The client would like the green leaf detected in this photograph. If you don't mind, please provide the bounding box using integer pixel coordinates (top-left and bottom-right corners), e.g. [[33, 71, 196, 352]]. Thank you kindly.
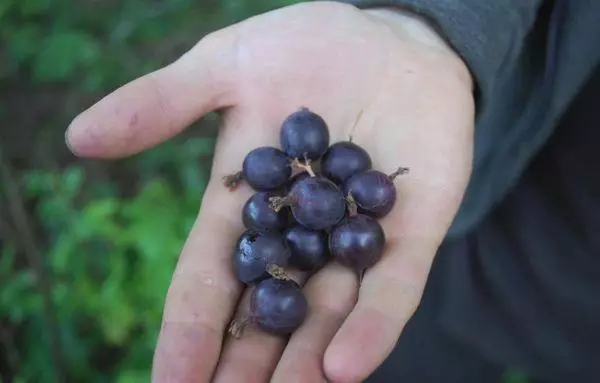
[[49, 232, 76, 274], [78, 198, 121, 239], [33, 31, 100, 82], [61, 167, 84, 198]]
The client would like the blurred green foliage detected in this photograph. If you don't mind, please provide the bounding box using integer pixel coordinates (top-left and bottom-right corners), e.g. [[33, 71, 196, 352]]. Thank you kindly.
[[2, 137, 215, 382], [0, 0, 297, 381]]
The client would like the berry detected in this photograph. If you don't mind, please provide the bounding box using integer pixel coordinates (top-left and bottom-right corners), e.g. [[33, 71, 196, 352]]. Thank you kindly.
[[242, 192, 289, 232], [284, 226, 329, 272], [242, 147, 291, 191], [321, 141, 372, 184], [250, 277, 308, 335], [344, 167, 408, 218], [284, 171, 312, 193], [271, 176, 345, 230], [232, 229, 291, 284], [280, 107, 330, 160], [329, 214, 385, 278]]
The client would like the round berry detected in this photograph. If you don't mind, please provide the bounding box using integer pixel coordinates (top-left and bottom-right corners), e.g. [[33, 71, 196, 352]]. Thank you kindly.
[[284, 171, 312, 193], [321, 141, 372, 184], [344, 168, 407, 218], [242, 192, 289, 232], [242, 147, 291, 191], [273, 176, 345, 230], [250, 278, 308, 335], [280, 107, 330, 160], [284, 226, 329, 272], [232, 229, 291, 284], [329, 214, 385, 274]]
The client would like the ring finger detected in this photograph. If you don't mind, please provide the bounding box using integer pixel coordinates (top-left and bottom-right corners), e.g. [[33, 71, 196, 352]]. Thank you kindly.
[[212, 268, 308, 383]]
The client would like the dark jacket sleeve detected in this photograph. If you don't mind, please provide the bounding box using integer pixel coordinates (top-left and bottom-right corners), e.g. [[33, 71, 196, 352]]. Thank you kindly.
[[337, 0, 544, 109]]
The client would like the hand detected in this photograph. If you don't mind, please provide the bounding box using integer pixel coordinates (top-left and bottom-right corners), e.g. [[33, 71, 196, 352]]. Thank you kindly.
[[66, 1, 474, 381]]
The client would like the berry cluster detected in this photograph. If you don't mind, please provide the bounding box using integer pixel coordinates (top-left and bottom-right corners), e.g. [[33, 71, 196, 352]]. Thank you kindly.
[[224, 107, 408, 339]]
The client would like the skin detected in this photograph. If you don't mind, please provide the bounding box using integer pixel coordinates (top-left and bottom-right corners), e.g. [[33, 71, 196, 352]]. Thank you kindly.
[[65, 2, 474, 382]]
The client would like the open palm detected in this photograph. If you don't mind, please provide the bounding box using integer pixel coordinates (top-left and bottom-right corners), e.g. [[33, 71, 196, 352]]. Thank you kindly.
[[66, 2, 474, 382]]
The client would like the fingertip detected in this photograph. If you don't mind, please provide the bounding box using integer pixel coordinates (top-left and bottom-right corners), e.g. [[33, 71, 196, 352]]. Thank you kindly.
[[65, 108, 115, 159], [323, 344, 365, 383], [65, 111, 98, 158], [323, 307, 399, 383]]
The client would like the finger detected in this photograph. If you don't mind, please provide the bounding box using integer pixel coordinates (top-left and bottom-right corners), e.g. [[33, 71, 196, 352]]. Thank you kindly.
[[152, 108, 285, 382], [323, 179, 461, 382], [212, 269, 307, 383], [66, 29, 238, 159], [151, 179, 249, 383], [271, 262, 357, 383]]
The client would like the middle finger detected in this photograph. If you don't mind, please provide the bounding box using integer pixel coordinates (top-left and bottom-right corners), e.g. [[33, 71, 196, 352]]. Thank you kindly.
[[212, 269, 307, 383], [271, 262, 358, 383]]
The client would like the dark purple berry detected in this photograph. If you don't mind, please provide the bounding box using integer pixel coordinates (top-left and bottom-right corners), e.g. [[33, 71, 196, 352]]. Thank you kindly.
[[344, 167, 408, 218], [232, 229, 291, 284], [242, 192, 289, 232], [284, 226, 329, 272], [329, 214, 385, 276], [321, 141, 372, 184], [242, 147, 291, 191], [280, 107, 330, 160], [285, 171, 311, 190], [250, 277, 308, 335], [271, 176, 345, 230]]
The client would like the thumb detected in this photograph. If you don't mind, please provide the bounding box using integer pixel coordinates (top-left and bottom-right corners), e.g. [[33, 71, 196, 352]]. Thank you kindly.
[[65, 29, 237, 159]]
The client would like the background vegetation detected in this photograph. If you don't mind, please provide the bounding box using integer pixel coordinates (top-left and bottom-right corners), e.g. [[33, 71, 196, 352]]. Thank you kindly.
[[0, 1, 529, 382]]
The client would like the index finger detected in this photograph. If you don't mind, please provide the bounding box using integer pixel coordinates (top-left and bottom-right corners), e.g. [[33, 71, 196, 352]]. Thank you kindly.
[[65, 28, 238, 159]]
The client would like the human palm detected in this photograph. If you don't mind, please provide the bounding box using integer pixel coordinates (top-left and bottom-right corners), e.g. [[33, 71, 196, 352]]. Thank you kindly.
[[66, 2, 475, 382]]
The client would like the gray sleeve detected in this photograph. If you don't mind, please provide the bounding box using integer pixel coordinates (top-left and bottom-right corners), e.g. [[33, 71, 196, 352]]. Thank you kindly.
[[337, 0, 545, 105]]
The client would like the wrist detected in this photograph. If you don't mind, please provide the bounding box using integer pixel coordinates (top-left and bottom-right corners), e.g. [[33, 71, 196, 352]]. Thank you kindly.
[[363, 6, 474, 92]]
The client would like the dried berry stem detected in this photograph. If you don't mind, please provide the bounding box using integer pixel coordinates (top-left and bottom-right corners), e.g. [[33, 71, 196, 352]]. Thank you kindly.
[[266, 264, 292, 280], [269, 195, 295, 212], [388, 166, 409, 181], [357, 268, 366, 286], [346, 193, 358, 216], [291, 158, 316, 177], [223, 171, 244, 191], [228, 317, 251, 339]]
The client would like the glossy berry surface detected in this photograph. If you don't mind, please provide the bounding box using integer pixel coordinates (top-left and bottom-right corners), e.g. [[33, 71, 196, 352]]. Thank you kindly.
[[242, 147, 291, 191], [242, 192, 289, 232], [250, 278, 308, 335], [284, 226, 329, 271], [232, 229, 290, 284], [280, 108, 330, 160], [321, 141, 372, 184], [284, 171, 311, 193], [345, 170, 397, 218], [329, 214, 385, 273], [289, 176, 346, 230]]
